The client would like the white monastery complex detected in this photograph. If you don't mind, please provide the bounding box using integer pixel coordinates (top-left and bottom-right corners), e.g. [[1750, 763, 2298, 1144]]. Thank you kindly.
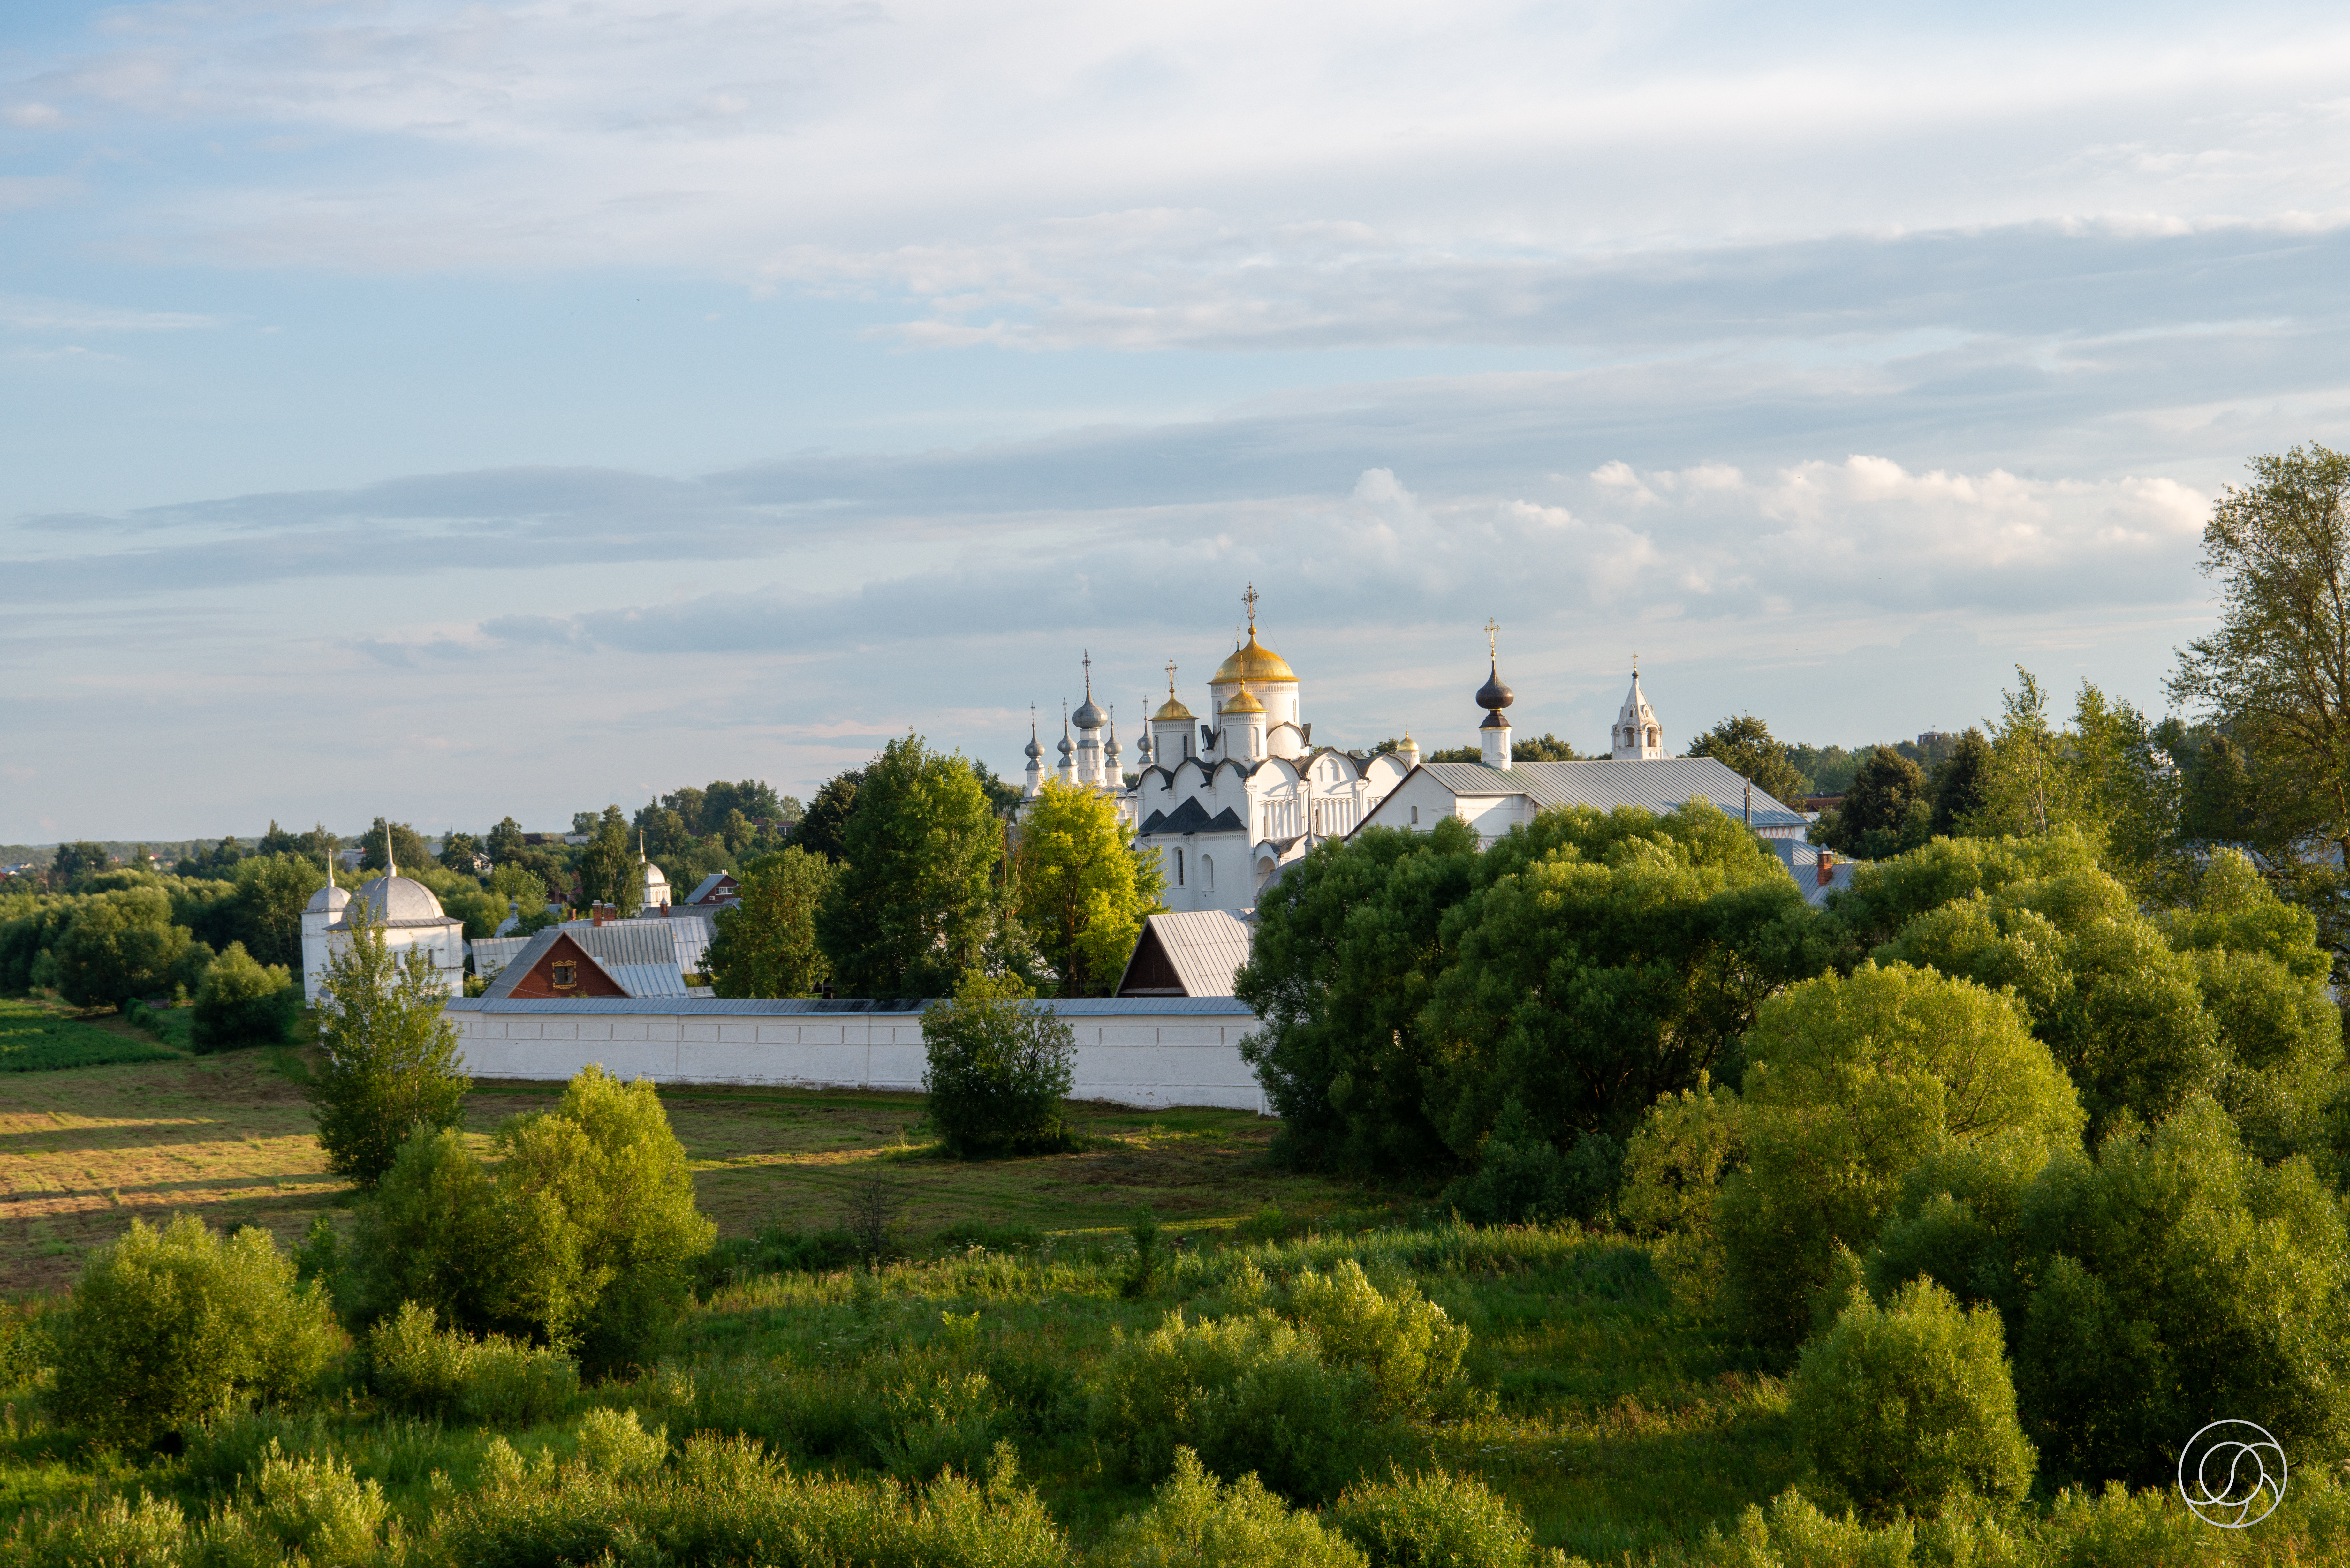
[[299, 848, 467, 1003], [1019, 589, 1808, 916]]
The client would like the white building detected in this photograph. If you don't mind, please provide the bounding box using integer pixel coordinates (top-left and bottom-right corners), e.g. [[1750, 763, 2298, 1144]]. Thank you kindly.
[[299, 848, 467, 1003]]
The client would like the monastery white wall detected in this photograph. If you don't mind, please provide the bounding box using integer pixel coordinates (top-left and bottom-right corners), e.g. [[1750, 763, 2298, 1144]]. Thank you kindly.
[[447, 1002, 1269, 1112]]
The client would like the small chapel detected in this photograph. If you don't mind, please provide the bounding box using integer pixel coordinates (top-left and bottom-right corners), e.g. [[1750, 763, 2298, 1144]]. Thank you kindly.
[[1019, 591, 1809, 916], [299, 846, 468, 1003]]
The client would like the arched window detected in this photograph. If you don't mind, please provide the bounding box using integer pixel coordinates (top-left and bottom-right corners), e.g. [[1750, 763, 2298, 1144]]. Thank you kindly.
[[1174, 848, 1185, 886], [1647, 726, 1659, 747], [1201, 855, 1215, 891]]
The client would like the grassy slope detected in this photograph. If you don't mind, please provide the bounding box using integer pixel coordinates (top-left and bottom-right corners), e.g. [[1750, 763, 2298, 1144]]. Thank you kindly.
[[0, 998, 180, 1074]]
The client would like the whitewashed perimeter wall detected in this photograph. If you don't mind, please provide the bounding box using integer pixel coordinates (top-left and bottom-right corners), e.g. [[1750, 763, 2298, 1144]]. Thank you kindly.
[[450, 1007, 1269, 1113]]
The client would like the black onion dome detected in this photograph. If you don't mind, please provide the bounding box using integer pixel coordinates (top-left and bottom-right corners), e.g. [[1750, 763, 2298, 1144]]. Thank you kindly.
[[1475, 661, 1514, 711]]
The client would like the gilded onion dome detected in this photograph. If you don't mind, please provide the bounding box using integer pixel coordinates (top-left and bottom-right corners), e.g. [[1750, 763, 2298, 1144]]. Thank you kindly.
[[1222, 683, 1268, 715], [1154, 692, 1195, 721], [1212, 631, 1298, 686]]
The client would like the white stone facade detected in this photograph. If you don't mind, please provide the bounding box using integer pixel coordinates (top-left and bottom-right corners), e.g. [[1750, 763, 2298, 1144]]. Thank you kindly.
[[300, 862, 467, 1003], [445, 997, 1268, 1112]]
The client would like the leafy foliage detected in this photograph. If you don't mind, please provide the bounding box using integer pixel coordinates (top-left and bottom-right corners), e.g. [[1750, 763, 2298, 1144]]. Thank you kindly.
[[1791, 1278, 2035, 1518], [367, 1301, 581, 1426], [1103, 1447, 1368, 1568], [191, 941, 299, 1053], [1685, 714, 1810, 805], [1011, 777, 1165, 997], [45, 1216, 337, 1447], [706, 846, 838, 998], [817, 737, 1005, 998], [1329, 1465, 1542, 1568], [307, 909, 469, 1188], [921, 971, 1077, 1157]]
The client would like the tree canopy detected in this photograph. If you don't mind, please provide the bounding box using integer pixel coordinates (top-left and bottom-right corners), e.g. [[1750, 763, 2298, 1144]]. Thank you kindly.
[[815, 737, 1003, 997], [1687, 714, 1809, 804], [1012, 777, 1165, 996]]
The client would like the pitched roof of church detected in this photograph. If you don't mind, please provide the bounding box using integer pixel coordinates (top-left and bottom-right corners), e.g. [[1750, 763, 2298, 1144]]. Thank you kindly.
[[1404, 758, 1808, 832], [1114, 910, 1255, 998], [1140, 798, 1248, 834]]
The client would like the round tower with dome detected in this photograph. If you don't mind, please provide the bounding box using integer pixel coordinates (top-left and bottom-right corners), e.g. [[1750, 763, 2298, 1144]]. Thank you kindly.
[[300, 834, 469, 1003]]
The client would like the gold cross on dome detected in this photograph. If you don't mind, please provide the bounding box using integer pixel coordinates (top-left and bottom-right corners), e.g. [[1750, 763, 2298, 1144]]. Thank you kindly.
[[1165, 658, 1178, 697], [1485, 619, 1500, 660], [1242, 584, 1259, 630]]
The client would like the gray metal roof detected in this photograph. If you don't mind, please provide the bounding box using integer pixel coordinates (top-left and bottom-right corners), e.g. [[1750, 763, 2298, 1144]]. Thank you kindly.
[[1117, 910, 1254, 997], [470, 935, 532, 979], [1408, 757, 1808, 830], [1767, 837, 1864, 906], [446, 995, 1256, 1017], [561, 920, 689, 968], [684, 872, 735, 905]]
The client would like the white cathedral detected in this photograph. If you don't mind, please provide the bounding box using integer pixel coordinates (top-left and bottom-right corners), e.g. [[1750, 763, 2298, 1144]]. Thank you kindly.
[[1020, 591, 1807, 915], [300, 848, 468, 1004]]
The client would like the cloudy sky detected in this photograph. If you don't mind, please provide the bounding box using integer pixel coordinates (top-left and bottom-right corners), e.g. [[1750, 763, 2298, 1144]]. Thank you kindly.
[[5, 0, 2348, 842]]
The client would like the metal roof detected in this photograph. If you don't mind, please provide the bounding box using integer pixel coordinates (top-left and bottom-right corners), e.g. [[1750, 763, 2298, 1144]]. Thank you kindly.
[[1767, 837, 1864, 906], [470, 935, 532, 979], [561, 920, 688, 968], [1407, 757, 1809, 830], [602, 962, 690, 997], [446, 995, 1256, 1017], [1116, 910, 1254, 997], [684, 872, 736, 905], [477, 927, 686, 1002]]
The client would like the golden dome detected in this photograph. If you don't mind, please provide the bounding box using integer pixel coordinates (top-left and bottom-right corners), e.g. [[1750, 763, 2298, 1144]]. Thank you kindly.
[[1221, 684, 1267, 715], [1212, 631, 1298, 685], [1154, 695, 1195, 721]]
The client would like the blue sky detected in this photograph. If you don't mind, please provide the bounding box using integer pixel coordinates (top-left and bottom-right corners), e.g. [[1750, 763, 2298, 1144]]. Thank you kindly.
[[4, 0, 2348, 841]]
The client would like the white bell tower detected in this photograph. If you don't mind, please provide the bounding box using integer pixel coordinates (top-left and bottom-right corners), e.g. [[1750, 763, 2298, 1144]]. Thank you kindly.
[[1613, 659, 1666, 760]]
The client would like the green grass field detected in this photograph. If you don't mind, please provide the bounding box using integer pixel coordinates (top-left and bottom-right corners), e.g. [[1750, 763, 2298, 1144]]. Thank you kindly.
[[0, 998, 181, 1074]]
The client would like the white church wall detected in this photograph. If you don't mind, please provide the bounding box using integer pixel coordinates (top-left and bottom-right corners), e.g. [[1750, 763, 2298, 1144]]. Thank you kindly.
[[446, 999, 1270, 1112]]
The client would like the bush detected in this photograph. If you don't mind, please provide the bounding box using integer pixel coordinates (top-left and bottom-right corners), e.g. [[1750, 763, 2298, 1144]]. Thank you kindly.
[[366, 1301, 580, 1426], [1, 1492, 189, 1568], [1328, 1464, 1537, 1568], [46, 1215, 337, 1447], [190, 1443, 399, 1568], [1288, 1260, 1473, 1420], [1088, 1308, 1378, 1501], [1440, 1101, 1619, 1227], [1101, 1447, 1367, 1568], [1715, 961, 2084, 1349], [921, 971, 1077, 1157], [348, 1068, 717, 1375], [1790, 1278, 2035, 1518], [1616, 1072, 1744, 1240], [2013, 1096, 2350, 1485], [191, 943, 299, 1054]]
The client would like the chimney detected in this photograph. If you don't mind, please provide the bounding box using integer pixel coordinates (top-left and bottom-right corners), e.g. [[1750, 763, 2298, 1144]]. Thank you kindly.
[[1817, 849, 1836, 888]]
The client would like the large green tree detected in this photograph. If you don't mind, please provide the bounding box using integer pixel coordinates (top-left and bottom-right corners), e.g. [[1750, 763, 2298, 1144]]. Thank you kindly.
[[361, 818, 429, 874], [232, 851, 330, 969], [815, 738, 1001, 997], [1816, 746, 1931, 858], [575, 805, 639, 914], [1687, 714, 1810, 805], [1012, 777, 1166, 996], [1236, 819, 1482, 1174], [706, 846, 838, 998], [486, 816, 529, 867], [308, 908, 470, 1187], [794, 768, 865, 862], [1928, 728, 1992, 835]]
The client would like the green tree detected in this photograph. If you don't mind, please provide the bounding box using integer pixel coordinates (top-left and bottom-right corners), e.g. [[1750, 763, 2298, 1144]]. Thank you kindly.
[[49, 841, 111, 890], [2169, 444, 2350, 962], [1422, 801, 1826, 1172], [54, 889, 203, 1009], [1687, 714, 1810, 805], [360, 818, 428, 874], [191, 941, 299, 1052], [1716, 961, 2085, 1349], [438, 830, 484, 872], [921, 970, 1079, 1157], [308, 908, 470, 1187], [45, 1215, 336, 1447], [2014, 1098, 2350, 1484], [486, 816, 529, 867], [1236, 819, 1482, 1175], [1509, 732, 1584, 762], [1013, 777, 1166, 996], [706, 846, 838, 997], [1927, 728, 1992, 835], [233, 851, 330, 969], [795, 768, 865, 862], [576, 805, 639, 914], [1816, 746, 1931, 858], [816, 738, 1002, 997], [1792, 1279, 2035, 1518]]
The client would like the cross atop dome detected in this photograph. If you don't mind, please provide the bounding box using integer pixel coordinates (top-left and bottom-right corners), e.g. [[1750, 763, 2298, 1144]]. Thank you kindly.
[[1243, 583, 1259, 631]]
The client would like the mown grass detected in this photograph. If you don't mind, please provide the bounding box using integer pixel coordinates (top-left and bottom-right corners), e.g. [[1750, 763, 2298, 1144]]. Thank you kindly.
[[0, 998, 179, 1075]]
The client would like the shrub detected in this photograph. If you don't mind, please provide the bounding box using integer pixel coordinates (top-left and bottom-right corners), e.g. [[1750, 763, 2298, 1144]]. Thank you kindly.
[[308, 909, 469, 1188], [191, 943, 299, 1054], [46, 1216, 337, 1447], [190, 1443, 398, 1568], [1616, 1073, 1744, 1240], [1790, 1278, 2035, 1518], [1440, 1101, 1619, 1226], [921, 971, 1077, 1157], [1, 1492, 189, 1568], [367, 1301, 580, 1427], [1101, 1447, 1367, 1568], [1715, 962, 2083, 1348], [1328, 1464, 1537, 1568], [2013, 1096, 2350, 1484], [1088, 1308, 1377, 1501], [1288, 1260, 1472, 1420], [348, 1068, 716, 1375]]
